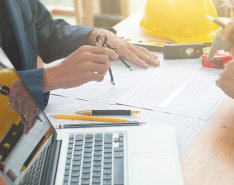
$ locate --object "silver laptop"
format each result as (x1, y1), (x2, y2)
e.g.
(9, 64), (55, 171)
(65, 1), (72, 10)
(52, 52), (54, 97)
(0, 48), (184, 185)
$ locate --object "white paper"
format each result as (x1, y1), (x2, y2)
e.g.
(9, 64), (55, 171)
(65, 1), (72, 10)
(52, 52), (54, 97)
(52, 53), (227, 120)
(46, 95), (205, 154)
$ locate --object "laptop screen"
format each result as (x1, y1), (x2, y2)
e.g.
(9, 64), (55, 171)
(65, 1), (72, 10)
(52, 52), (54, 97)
(0, 48), (54, 183)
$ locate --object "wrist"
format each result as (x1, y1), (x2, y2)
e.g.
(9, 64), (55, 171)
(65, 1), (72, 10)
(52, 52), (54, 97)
(43, 65), (63, 93)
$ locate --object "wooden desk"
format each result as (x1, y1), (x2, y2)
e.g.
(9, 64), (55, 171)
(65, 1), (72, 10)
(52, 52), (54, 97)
(181, 99), (234, 185)
(114, 13), (234, 185)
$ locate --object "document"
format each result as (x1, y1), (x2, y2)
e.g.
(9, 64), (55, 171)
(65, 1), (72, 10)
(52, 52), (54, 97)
(52, 53), (227, 120)
(46, 95), (205, 154)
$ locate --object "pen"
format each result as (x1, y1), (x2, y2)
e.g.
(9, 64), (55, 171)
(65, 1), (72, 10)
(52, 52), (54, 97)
(96, 34), (115, 85)
(20, 127), (54, 172)
(103, 38), (132, 71)
(206, 15), (226, 28)
(119, 56), (132, 71)
(108, 68), (115, 85)
(76, 110), (141, 116)
(52, 114), (129, 122)
(56, 121), (144, 129)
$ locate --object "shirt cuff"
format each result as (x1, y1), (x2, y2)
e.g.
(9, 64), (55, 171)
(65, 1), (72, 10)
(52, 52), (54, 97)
(18, 68), (49, 110)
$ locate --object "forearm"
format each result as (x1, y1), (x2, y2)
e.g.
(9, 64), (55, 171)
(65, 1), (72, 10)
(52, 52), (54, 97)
(43, 64), (65, 93)
(34, 1), (95, 63)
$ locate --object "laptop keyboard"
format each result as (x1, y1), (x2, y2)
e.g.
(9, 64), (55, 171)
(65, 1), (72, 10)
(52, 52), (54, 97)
(63, 132), (125, 185)
(20, 147), (47, 185)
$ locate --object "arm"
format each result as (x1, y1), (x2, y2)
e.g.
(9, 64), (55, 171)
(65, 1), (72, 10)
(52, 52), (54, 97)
(32, 0), (94, 63)
(32, 1), (160, 67)
(18, 0), (160, 110)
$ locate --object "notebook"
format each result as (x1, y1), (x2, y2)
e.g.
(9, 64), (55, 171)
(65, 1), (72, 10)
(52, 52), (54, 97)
(0, 48), (184, 185)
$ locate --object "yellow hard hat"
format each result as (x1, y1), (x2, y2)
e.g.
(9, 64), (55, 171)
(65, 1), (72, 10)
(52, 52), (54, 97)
(0, 69), (21, 139)
(140, 0), (219, 43)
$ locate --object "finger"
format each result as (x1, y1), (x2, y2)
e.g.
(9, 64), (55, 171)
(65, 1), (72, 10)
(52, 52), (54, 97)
(90, 73), (105, 82)
(90, 62), (110, 74)
(231, 34), (234, 44)
(28, 116), (37, 130)
(230, 48), (234, 57)
(130, 45), (160, 66)
(216, 78), (221, 87)
(134, 44), (160, 60)
(24, 123), (30, 134)
(118, 46), (149, 68)
(84, 53), (110, 65)
(17, 103), (26, 116)
(221, 22), (234, 43)
(80, 45), (118, 60)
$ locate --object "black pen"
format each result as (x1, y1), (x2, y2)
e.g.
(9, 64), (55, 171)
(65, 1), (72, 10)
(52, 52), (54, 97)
(104, 40), (132, 71)
(119, 56), (132, 71)
(56, 121), (144, 129)
(108, 68), (115, 85)
(96, 34), (115, 85)
(76, 110), (140, 116)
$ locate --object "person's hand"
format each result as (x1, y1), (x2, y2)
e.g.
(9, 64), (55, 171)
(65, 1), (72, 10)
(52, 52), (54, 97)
(216, 61), (234, 99)
(44, 45), (118, 92)
(9, 80), (40, 134)
(220, 21), (234, 56)
(88, 29), (160, 68)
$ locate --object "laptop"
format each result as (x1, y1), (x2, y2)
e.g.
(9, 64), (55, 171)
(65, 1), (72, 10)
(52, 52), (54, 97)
(0, 48), (184, 185)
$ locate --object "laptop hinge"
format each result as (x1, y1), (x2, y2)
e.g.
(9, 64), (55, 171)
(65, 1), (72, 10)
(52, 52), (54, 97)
(41, 135), (61, 185)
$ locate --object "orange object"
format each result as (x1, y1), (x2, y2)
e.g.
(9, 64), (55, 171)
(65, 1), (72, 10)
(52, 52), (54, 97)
(200, 50), (233, 68)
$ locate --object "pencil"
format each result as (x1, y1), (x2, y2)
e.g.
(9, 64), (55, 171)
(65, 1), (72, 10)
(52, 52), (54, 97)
(52, 114), (129, 122)
(96, 34), (115, 85)
(56, 121), (144, 129)
(20, 127), (54, 172)
(104, 41), (132, 71)
(108, 68), (115, 85)
(76, 110), (140, 116)
(119, 56), (132, 71)
(206, 15), (226, 28)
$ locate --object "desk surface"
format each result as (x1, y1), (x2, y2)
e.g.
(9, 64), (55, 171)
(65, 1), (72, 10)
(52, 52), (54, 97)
(114, 13), (234, 185)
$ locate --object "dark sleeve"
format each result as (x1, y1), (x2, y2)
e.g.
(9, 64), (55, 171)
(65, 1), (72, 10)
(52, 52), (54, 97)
(31, 0), (94, 63)
(18, 68), (49, 110)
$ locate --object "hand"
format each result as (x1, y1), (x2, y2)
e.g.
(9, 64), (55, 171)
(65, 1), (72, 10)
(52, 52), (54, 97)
(9, 80), (40, 134)
(216, 61), (234, 99)
(44, 45), (118, 92)
(89, 29), (160, 68)
(220, 21), (234, 56)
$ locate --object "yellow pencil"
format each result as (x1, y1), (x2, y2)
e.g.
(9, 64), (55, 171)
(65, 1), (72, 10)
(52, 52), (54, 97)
(53, 114), (129, 122)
